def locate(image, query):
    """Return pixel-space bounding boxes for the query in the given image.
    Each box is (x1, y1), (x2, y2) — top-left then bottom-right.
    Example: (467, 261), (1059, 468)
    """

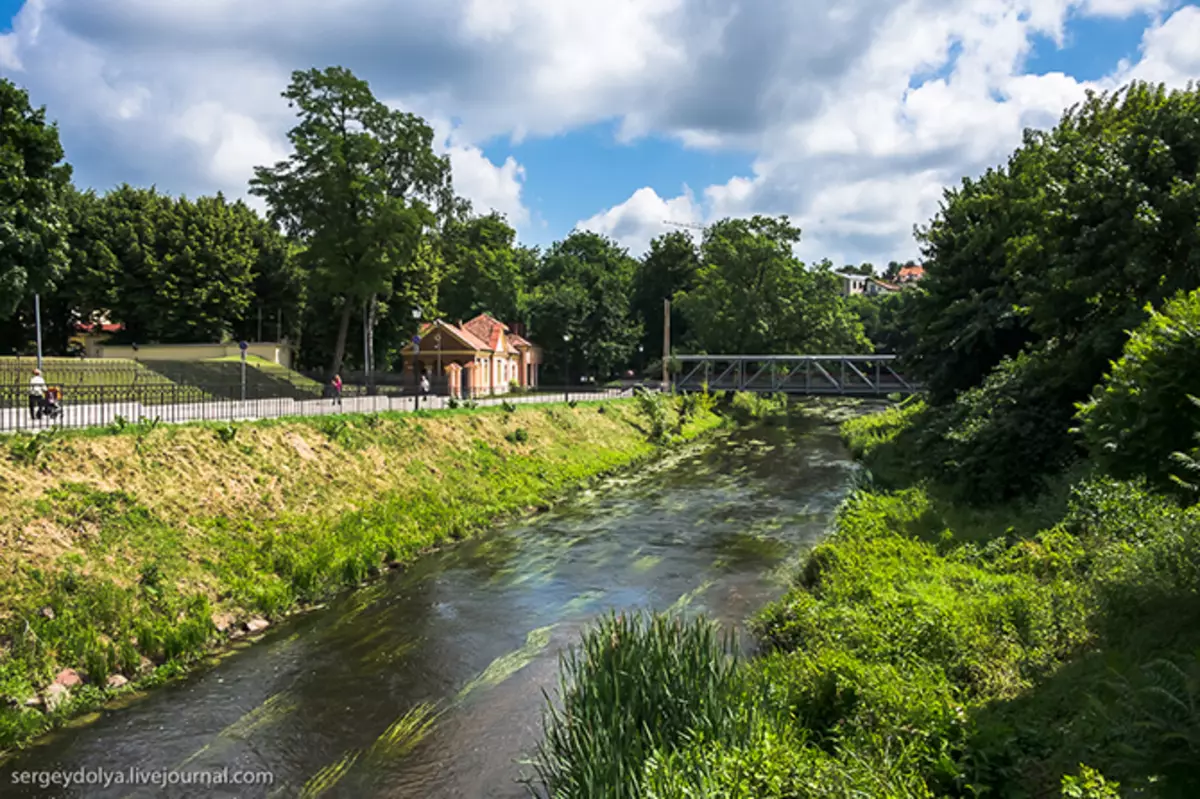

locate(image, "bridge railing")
(671, 355), (919, 396)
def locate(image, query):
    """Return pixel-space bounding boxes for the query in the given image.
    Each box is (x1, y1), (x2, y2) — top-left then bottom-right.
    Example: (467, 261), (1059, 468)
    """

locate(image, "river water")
(3, 419), (856, 798)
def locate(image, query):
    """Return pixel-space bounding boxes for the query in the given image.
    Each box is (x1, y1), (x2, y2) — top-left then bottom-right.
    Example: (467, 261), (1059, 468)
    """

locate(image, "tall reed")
(528, 611), (742, 798)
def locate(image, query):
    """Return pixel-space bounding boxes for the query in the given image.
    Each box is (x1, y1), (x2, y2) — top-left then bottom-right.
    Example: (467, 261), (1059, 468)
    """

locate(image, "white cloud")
(1, 0), (1199, 265)
(576, 1), (1200, 265)
(577, 186), (703, 253)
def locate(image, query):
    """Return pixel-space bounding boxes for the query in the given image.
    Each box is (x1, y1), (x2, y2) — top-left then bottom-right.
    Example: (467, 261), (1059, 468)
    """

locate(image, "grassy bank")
(0, 397), (722, 753)
(534, 401), (1200, 798)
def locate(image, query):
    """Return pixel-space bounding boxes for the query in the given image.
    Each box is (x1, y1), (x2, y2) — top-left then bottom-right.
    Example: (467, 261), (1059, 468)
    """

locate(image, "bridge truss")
(672, 355), (919, 397)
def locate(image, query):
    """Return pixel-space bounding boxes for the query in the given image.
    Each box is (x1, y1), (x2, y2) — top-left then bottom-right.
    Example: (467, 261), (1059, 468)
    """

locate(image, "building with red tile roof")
(400, 313), (542, 396)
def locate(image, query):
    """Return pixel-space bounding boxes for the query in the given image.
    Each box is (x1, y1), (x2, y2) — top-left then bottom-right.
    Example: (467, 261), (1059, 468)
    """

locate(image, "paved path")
(0, 388), (632, 434)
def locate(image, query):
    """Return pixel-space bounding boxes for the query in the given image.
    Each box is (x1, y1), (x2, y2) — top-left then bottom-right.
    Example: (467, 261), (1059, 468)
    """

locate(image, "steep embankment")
(0, 400), (721, 752)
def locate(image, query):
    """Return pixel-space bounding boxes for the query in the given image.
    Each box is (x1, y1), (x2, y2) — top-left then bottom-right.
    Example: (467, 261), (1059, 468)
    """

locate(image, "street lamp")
(563, 333), (571, 403)
(412, 307), (422, 411)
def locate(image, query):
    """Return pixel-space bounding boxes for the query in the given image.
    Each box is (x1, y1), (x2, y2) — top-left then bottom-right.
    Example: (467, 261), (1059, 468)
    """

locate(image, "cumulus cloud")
(578, 0), (1200, 263)
(1, 0), (1198, 263)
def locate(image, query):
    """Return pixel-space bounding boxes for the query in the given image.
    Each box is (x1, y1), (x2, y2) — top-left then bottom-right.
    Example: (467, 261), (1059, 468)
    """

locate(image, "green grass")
(0, 398), (724, 754)
(0, 357), (185, 405)
(535, 404), (1200, 798)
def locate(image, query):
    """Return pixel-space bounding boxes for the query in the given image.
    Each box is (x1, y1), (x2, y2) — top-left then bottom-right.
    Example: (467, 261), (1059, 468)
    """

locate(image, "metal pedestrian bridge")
(672, 355), (919, 397)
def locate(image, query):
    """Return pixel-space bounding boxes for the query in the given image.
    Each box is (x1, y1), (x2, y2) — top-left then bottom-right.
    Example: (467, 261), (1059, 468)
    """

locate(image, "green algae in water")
(667, 580), (714, 615)
(563, 589), (606, 616)
(175, 691), (300, 771)
(455, 624), (555, 704)
(365, 701), (441, 763)
(297, 749), (361, 799)
(631, 554), (662, 573)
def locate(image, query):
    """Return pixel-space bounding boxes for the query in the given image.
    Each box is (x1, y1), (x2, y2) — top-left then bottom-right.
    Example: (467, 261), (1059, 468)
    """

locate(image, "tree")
(438, 212), (534, 327)
(250, 66), (452, 378)
(0, 78), (72, 318)
(528, 231), (640, 380)
(677, 216), (868, 355)
(632, 231), (700, 369)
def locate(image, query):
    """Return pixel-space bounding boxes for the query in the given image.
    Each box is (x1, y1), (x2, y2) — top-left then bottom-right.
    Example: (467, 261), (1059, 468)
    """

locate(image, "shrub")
(505, 427), (529, 444)
(917, 345), (1081, 503)
(635, 388), (676, 443)
(1077, 289), (1200, 493)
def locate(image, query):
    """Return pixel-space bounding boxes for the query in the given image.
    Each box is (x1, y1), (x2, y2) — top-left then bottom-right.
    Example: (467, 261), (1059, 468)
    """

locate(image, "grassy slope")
(535, 401), (1200, 798)
(0, 399), (721, 753)
(746, 404), (1200, 796)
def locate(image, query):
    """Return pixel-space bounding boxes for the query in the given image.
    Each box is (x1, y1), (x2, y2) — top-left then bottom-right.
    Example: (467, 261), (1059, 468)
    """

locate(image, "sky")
(1, 0), (1198, 268)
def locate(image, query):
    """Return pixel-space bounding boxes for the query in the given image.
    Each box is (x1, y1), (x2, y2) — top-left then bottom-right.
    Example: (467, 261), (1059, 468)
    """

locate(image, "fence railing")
(0, 383), (637, 434)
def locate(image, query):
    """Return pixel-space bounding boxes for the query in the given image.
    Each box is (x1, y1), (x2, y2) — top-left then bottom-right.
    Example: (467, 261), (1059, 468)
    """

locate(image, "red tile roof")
(463, 314), (506, 352)
(898, 265), (925, 281)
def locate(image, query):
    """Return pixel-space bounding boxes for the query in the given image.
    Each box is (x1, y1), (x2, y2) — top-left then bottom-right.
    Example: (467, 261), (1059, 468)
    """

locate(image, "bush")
(1077, 289), (1200, 493)
(916, 345), (1082, 503)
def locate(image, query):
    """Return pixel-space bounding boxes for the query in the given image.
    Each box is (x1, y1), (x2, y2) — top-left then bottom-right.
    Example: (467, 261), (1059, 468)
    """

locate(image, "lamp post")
(411, 307), (422, 412)
(563, 333), (571, 404)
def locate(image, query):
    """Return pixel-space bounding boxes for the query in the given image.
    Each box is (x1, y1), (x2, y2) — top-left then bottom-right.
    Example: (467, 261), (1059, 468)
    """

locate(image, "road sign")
(411, 334), (421, 345)
(239, 340), (249, 351)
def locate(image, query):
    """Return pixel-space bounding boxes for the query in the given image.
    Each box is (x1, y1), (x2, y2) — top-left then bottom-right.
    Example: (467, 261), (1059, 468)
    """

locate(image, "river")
(3, 418), (856, 798)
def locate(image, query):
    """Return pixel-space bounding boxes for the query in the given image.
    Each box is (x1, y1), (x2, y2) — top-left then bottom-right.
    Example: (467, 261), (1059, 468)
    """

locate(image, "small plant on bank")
(505, 427), (529, 444)
(448, 397), (460, 409)
(9, 429), (60, 467)
(214, 423), (239, 444)
(502, 400), (517, 414)
(635, 387), (677, 444)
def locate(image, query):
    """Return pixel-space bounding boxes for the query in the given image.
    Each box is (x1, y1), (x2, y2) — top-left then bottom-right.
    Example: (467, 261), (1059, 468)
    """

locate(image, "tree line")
(897, 80), (1200, 502)
(0, 67), (890, 381)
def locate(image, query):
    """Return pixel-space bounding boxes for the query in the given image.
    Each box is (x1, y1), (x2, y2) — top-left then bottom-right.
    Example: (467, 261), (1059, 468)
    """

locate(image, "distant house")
(897, 264), (925, 284)
(400, 313), (542, 396)
(837, 272), (869, 297)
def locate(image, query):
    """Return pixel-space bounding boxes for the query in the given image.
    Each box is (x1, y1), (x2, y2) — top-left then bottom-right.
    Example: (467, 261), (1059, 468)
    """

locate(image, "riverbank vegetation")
(0, 397), (721, 753)
(534, 81), (1200, 798)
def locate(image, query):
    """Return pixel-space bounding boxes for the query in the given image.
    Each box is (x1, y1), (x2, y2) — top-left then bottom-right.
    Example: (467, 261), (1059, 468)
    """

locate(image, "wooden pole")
(662, 298), (670, 389)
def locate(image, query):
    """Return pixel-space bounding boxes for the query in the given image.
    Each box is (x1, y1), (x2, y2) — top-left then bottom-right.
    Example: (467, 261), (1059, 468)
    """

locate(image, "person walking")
(331, 373), (343, 406)
(420, 373), (430, 395)
(28, 369), (47, 421)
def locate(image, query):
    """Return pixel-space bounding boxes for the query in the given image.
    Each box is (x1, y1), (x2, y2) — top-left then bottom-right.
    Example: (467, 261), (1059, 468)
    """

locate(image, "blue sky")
(2, 1), (1199, 265)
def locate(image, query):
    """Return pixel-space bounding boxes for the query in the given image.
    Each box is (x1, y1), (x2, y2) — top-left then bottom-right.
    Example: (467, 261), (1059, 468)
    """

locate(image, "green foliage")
(899, 82), (1200, 502)
(250, 66), (451, 377)
(528, 231), (641, 380)
(0, 78), (72, 318)
(1061, 766), (1121, 799)
(632, 231), (700, 370)
(676, 216), (869, 355)
(727, 392), (789, 425)
(635, 387), (677, 443)
(505, 427), (529, 444)
(1077, 289), (1200, 493)
(501, 400), (517, 413)
(8, 429), (60, 466)
(214, 423), (239, 444)
(437, 212), (535, 327)
(529, 611), (743, 799)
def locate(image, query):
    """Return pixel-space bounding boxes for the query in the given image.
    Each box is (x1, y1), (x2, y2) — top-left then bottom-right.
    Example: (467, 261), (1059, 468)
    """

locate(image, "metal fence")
(0, 382), (637, 434)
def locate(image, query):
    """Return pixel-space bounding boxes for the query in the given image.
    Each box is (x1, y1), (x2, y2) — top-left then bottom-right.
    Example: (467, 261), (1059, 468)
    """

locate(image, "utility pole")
(34, 293), (44, 372)
(662, 298), (670, 390)
(257, 307), (263, 342)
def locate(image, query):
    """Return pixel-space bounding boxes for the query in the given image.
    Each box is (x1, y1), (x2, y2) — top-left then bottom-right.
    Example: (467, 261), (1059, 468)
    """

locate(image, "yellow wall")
(97, 343), (293, 368)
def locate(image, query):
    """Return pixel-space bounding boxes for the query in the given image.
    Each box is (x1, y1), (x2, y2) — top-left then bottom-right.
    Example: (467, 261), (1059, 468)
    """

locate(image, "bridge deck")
(671, 354), (920, 397)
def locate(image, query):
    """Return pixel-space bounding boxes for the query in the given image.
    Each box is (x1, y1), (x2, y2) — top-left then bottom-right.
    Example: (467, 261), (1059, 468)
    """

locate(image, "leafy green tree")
(93, 187), (260, 343)
(1077, 288), (1200, 493)
(250, 66), (452, 378)
(632, 231), (700, 369)
(528, 231), (640, 380)
(677, 216), (868, 355)
(846, 291), (915, 354)
(438, 212), (534, 327)
(0, 78), (72, 318)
